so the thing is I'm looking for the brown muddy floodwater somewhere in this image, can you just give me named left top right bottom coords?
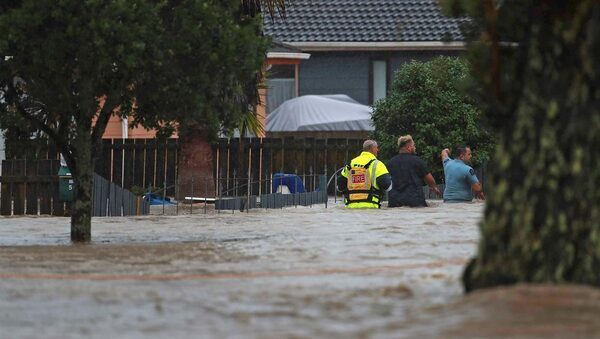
left=0, top=200, right=598, bottom=338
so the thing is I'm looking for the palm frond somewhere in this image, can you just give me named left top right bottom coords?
left=241, top=0, right=290, bottom=19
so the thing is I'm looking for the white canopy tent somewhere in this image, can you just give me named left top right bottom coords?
left=266, top=95, right=374, bottom=132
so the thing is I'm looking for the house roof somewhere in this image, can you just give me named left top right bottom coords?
left=267, top=40, right=311, bottom=60
left=263, top=0, right=465, bottom=44
left=268, top=40, right=302, bottom=53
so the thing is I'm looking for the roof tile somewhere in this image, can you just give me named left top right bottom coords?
left=264, top=0, right=465, bottom=42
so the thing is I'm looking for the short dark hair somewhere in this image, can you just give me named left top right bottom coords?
left=454, top=146, right=470, bottom=158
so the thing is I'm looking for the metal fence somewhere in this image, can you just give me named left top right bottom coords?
left=8, top=137, right=366, bottom=196
left=0, top=159, right=149, bottom=216
left=92, top=174, right=150, bottom=217
left=161, top=174, right=329, bottom=215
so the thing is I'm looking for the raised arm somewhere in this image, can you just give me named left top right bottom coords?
left=440, top=148, right=451, bottom=162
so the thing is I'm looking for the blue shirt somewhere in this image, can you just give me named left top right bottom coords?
left=442, top=158, right=479, bottom=202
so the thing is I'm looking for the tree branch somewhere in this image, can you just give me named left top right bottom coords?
left=91, top=92, right=120, bottom=142
left=14, top=101, right=70, bottom=155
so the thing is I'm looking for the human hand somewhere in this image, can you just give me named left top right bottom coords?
left=475, top=191, right=485, bottom=200
left=440, top=148, right=450, bottom=159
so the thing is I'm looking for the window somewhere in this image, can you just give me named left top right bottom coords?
left=267, top=64, right=296, bottom=114
left=371, top=60, right=388, bottom=104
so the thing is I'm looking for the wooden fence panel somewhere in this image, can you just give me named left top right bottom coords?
left=95, top=139, right=112, bottom=180
left=10, top=160, right=26, bottom=215
left=51, top=181, right=64, bottom=216
left=0, top=183, right=10, bottom=216
left=123, top=139, right=135, bottom=191
left=155, top=141, right=166, bottom=191
left=26, top=161, right=38, bottom=215
left=38, top=161, right=54, bottom=215
left=93, top=175, right=102, bottom=217
left=0, top=161, right=11, bottom=215
left=165, top=139, right=178, bottom=196
left=133, top=139, right=146, bottom=189
left=145, top=139, right=157, bottom=189
left=3, top=138, right=375, bottom=207
left=270, top=138, right=284, bottom=174
left=112, top=139, right=123, bottom=188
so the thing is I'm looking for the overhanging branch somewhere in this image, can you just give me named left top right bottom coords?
left=14, top=101, right=70, bottom=155
left=91, top=92, right=121, bottom=157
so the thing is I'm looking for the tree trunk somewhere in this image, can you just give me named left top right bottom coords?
left=463, top=2, right=600, bottom=291
left=70, top=133, right=94, bottom=242
left=177, top=127, right=215, bottom=200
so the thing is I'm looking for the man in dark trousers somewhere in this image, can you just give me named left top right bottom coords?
left=386, top=135, right=441, bottom=207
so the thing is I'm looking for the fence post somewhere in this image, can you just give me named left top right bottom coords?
left=217, top=176, right=222, bottom=214
left=190, top=175, right=194, bottom=215
left=325, top=177, right=328, bottom=209
left=204, top=177, right=208, bottom=215
left=162, top=180, right=166, bottom=215
left=247, top=176, right=251, bottom=213
left=334, top=174, right=337, bottom=203
left=175, top=175, right=179, bottom=215
left=232, top=173, right=237, bottom=214
left=247, top=143, right=252, bottom=213
left=309, top=175, right=313, bottom=208
left=258, top=138, right=263, bottom=197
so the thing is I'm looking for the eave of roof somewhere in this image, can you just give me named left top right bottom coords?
left=286, top=41, right=466, bottom=51
left=267, top=52, right=311, bottom=59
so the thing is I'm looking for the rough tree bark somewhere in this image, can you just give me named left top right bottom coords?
left=177, top=126, right=215, bottom=200
left=69, top=124, right=94, bottom=242
left=463, top=1, right=600, bottom=291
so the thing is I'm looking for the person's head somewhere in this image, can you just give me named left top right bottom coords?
left=455, top=146, right=472, bottom=163
left=363, top=139, right=379, bottom=156
left=397, top=135, right=416, bottom=154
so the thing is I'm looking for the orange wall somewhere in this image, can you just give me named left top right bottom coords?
left=102, top=115, right=177, bottom=139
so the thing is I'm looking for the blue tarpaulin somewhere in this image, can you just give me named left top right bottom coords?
left=272, top=173, right=306, bottom=193
left=144, top=193, right=175, bottom=205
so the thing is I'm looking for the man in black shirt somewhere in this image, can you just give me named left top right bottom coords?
left=386, top=135, right=441, bottom=207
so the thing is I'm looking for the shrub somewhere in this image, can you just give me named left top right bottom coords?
left=372, top=56, right=494, bottom=180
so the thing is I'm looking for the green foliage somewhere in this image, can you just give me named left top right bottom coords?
left=371, top=56, right=493, bottom=180
left=0, top=0, right=269, bottom=240
left=0, top=0, right=268, bottom=156
left=131, top=1, right=270, bottom=139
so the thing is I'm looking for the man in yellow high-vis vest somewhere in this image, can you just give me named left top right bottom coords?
left=337, top=140, right=392, bottom=209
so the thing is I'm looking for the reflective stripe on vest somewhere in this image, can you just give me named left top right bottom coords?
left=345, top=159, right=382, bottom=207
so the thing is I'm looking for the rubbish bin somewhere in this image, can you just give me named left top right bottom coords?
left=58, top=166, right=74, bottom=202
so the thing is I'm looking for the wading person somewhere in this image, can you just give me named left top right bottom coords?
left=440, top=147, right=485, bottom=202
left=386, top=135, right=441, bottom=207
left=337, top=140, right=392, bottom=209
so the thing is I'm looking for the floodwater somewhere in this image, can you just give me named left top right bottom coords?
left=0, top=201, right=598, bottom=338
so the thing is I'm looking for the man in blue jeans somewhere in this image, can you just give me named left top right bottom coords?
left=440, top=147, right=485, bottom=202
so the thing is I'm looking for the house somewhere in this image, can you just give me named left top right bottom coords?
left=263, top=0, right=465, bottom=106
left=100, top=41, right=309, bottom=139
left=101, top=0, right=464, bottom=139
